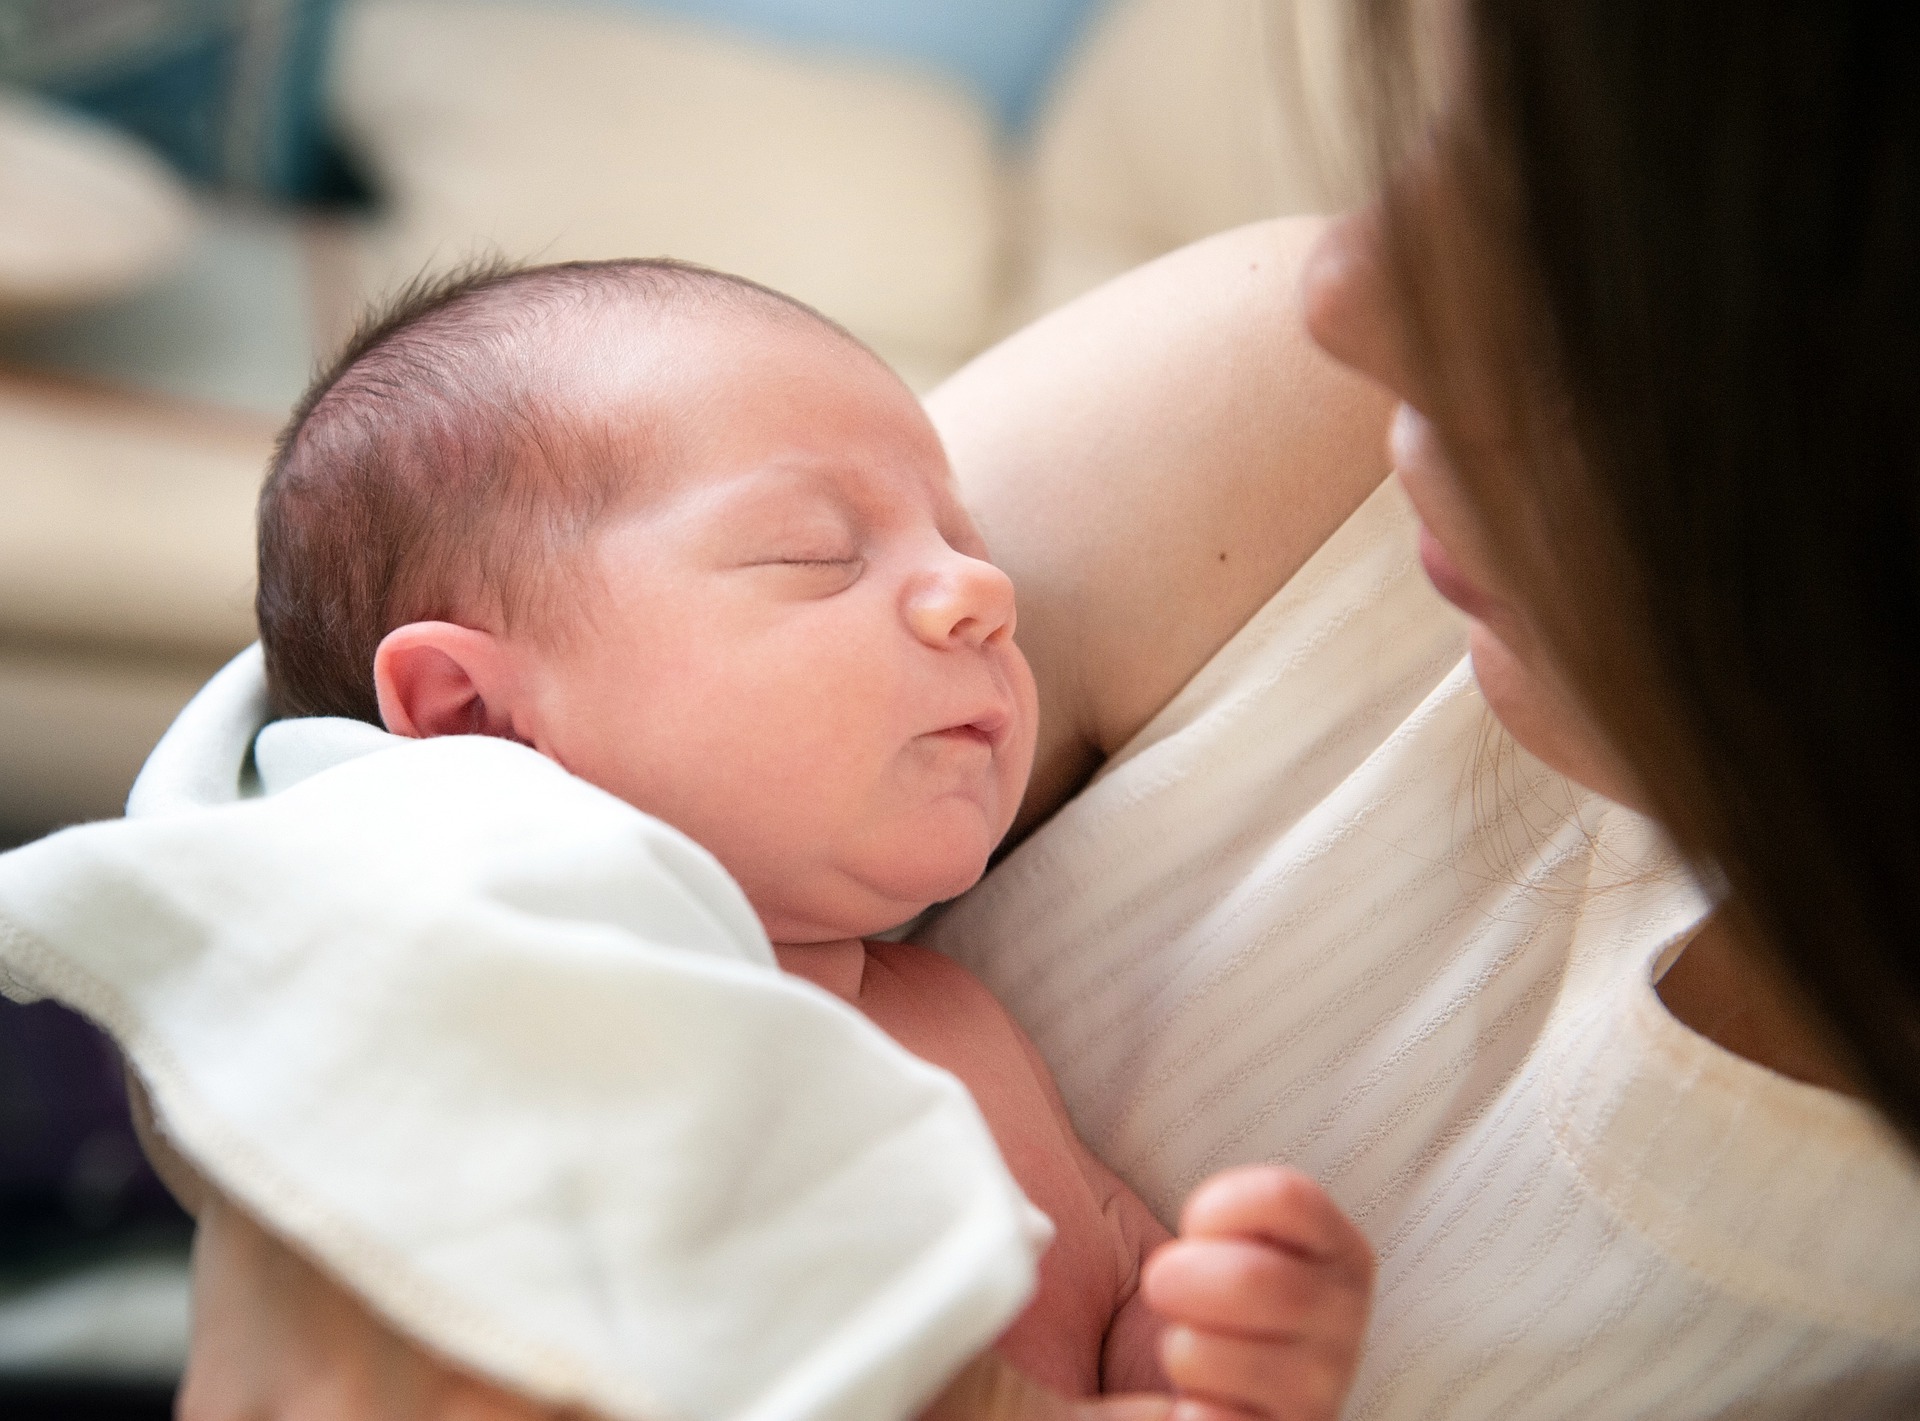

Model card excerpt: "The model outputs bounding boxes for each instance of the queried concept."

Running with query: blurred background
[0,0,1359,1413]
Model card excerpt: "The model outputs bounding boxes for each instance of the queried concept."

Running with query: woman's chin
[1467,624,1643,808]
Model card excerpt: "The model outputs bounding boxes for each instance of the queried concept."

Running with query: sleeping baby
[253,257,1373,1417]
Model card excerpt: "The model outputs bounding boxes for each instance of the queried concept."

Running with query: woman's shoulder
[929,219,1395,839]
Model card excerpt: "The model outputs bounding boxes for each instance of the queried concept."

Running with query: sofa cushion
[0,375,263,655]
[0,204,324,418]
[605,0,1109,130]
[0,90,195,321]
[334,0,1008,388]
[1010,0,1365,323]
[0,649,222,829]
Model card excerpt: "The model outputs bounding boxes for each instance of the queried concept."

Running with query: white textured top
[925,478,1920,1417]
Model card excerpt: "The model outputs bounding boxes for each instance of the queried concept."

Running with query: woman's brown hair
[1358,1,1920,1145]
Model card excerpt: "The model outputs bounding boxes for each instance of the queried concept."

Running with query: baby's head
[258,259,1036,942]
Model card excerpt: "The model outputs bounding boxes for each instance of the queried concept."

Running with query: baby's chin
[874,810,1004,899]
[759,840,994,943]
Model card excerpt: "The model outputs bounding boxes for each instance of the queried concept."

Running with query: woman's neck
[1657,913,1860,1098]
[771,937,868,1003]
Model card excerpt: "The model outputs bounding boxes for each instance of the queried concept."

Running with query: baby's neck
[772,937,868,1003]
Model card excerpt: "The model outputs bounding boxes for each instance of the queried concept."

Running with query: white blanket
[0,647,1049,1421]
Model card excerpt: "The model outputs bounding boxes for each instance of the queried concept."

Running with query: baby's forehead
[550,286,851,384]
[460,284,942,546]
[526,300,869,450]
[544,297,921,456]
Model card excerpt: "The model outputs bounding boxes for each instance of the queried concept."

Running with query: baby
[254,257,1372,1416]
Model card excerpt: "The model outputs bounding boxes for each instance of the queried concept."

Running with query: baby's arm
[1087,1159,1174,1395]
[1141,1166,1375,1421]
[999,1024,1172,1395]
[999,1007,1371,1414]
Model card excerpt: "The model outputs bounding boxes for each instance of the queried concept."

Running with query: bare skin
[367,297,1371,1407]
[1651,915,1860,1097]
[926,219,1394,840]
[1300,192,1860,1099]
[160,208,1849,1418]
[162,222,1384,1421]
[161,1137,1365,1421]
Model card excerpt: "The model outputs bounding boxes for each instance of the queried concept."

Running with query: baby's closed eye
[745,554,864,594]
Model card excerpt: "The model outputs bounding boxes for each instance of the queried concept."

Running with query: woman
[167,0,1920,1415]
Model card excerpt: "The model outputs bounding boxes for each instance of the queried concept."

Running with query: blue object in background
[0,0,1108,195]
[615,0,1111,128]
[0,0,350,203]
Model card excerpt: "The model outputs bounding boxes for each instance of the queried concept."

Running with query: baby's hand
[1140,1166,1374,1421]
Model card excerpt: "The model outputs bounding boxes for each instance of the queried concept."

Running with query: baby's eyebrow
[721,453,949,537]
[730,469,850,513]
[699,470,865,542]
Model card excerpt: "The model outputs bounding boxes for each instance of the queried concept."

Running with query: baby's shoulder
[859,939,1027,1037]
[863,938,994,993]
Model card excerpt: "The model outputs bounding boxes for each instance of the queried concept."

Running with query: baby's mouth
[930,723,996,751]
[927,706,1009,752]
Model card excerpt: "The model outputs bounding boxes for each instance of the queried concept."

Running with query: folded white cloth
[0,646,1049,1421]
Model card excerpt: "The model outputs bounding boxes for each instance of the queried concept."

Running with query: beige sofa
[0,0,1359,837]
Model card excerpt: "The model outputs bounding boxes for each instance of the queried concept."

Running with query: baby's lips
[947,702,1013,749]
[925,719,999,752]
[920,668,1029,757]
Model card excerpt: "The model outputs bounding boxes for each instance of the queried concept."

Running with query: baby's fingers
[1143,1168,1375,1421]
[1142,1238,1366,1341]
[1180,1168,1372,1290]
[1159,1326,1349,1421]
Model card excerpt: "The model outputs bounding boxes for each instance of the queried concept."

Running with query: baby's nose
[906,554,1016,649]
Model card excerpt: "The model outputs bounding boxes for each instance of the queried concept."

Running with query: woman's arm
[928,217,1393,839]
[177,1196,568,1421]
[176,1199,1169,1421]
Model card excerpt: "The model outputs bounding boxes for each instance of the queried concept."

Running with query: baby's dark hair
[257,256,857,724]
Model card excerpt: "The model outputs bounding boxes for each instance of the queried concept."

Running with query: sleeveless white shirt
[923,479,1920,1418]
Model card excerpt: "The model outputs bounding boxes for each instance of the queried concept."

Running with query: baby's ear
[373,622,525,741]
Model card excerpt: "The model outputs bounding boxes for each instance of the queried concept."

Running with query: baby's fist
[1140,1166,1374,1421]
